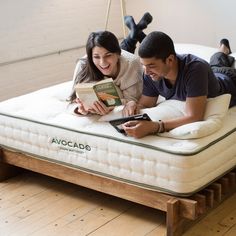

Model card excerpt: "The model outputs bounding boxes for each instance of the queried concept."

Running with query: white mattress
[0,44,236,196]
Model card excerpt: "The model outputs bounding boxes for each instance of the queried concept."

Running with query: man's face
[140,57,171,81]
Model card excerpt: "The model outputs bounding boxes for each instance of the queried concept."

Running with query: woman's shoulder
[121,50,139,61]
[75,55,87,66]
[120,50,141,68]
[117,50,143,85]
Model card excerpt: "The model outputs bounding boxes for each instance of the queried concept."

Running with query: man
[122,31,236,138]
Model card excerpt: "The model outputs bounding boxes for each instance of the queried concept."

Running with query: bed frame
[0,148,235,236]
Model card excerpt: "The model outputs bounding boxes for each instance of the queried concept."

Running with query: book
[75,78,122,109]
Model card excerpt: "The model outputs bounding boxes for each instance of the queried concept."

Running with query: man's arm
[123,95,207,138]
[164,95,207,131]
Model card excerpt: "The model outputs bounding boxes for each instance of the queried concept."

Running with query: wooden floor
[0,171,235,236]
[0,52,236,236]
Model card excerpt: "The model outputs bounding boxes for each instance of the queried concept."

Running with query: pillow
[159,94,231,139]
[159,118,222,139]
[98,98,185,122]
[100,94,231,139]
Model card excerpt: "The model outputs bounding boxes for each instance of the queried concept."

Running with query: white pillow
[141,100,186,121]
[98,99,185,122]
[159,94,231,139]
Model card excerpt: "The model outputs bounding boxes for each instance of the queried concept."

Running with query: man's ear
[166,54,175,64]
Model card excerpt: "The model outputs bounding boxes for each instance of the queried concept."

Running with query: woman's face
[92,46,120,78]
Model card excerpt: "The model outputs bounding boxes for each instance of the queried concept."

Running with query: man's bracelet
[157,120,165,133]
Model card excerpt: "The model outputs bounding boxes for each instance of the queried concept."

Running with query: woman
[69,31,143,115]
[69,13,153,115]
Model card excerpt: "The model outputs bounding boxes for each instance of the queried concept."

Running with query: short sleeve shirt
[143,54,221,101]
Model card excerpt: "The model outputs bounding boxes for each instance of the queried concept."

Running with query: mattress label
[50,137,91,154]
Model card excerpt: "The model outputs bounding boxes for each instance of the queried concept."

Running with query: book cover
[75,78,122,108]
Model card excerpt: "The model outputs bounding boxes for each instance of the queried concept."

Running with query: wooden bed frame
[0,148,235,236]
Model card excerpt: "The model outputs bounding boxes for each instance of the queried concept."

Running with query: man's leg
[210,52,234,68]
[210,39,234,68]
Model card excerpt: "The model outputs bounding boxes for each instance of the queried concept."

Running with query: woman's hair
[69,31,121,102]
[138,31,176,61]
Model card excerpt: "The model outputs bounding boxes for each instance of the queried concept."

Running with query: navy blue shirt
[143,54,236,107]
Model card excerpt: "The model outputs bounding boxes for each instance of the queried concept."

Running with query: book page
[75,88,98,109]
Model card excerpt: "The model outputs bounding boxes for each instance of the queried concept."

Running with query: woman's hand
[122,101,141,117]
[90,101,114,115]
[74,98,90,115]
[74,99,114,116]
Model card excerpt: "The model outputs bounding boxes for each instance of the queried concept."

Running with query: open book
[75,78,122,109]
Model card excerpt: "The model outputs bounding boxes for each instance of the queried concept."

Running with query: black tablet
[109,113,151,134]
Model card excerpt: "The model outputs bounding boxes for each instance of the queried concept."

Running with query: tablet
[109,113,151,134]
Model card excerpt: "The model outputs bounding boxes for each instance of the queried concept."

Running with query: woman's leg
[120,12,152,53]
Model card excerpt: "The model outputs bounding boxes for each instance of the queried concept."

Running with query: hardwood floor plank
[57,198,132,235]
[88,205,165,236]
[2,190,85,235]
[223,224,236,236]
[29,195,130,235]
[144,220,166,236]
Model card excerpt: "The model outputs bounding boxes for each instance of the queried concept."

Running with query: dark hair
[138,31,176,61]
[69,31,121,102]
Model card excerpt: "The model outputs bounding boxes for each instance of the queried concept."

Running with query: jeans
[210,52,236,80]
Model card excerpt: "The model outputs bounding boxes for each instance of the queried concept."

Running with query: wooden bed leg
[0,150,22,181]
[0,162,22,181]
[166,198,184,236]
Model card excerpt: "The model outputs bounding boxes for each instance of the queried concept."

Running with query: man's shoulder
[177,53,208,64]
[177,53,210,72]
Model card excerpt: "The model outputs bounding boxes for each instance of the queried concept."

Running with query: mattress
[0,44,236,196]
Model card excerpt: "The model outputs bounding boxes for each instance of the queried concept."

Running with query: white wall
[1,0,235,65]
[0,0,124,100]
[0,0,124,64]
[0,0,235,100]
[125,0,236,50]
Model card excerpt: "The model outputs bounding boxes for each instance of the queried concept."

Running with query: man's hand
[122,120,158,138]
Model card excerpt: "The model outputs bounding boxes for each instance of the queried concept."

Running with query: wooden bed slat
[218,177,230,195]
[226,172,236,188]
[191,193,206,215]
[201,189,214,208]
[208,183,222,202]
